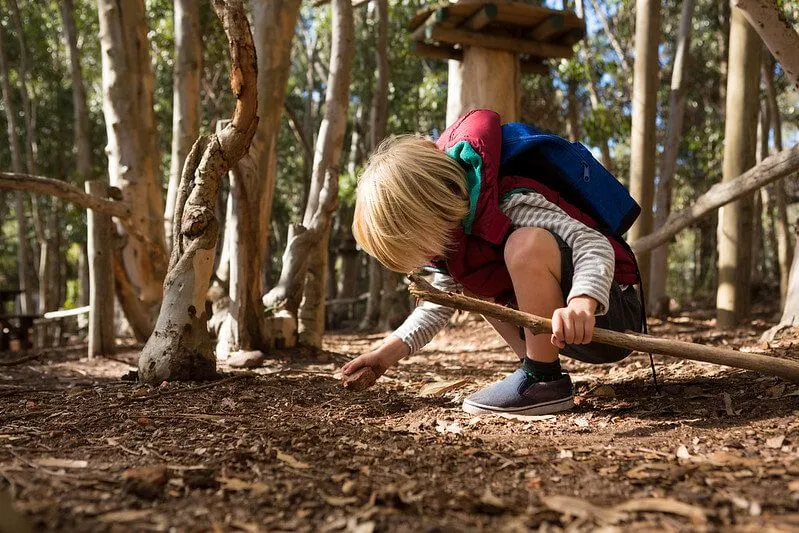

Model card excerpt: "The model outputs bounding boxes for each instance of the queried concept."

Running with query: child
[341,110,642,415]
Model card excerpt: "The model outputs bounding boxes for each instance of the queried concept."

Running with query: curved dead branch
[0,172,130,218]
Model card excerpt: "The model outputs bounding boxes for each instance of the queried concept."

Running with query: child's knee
[504,228,560,274]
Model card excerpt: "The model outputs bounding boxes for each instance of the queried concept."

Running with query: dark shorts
[522,231,643,364]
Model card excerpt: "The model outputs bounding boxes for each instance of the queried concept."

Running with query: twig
[408,274,799,384]
[128,374,254,403]
[0,353,44,367]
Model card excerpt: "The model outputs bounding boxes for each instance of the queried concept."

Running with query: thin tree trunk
[627,0,660,291]
[648,0,695,317]
[165,0,201,252]
[0,23,33,315]
[361,258,383,329]
[61,0,94,311]
[97,0,167,339]
[139,0,258,384]
[565,79,579,142]
[716,9,761,328]
[211,0,301,357]
[296,0,355,347]
[763,54,793,306]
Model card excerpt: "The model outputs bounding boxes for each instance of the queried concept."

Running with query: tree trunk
[361,258,383,329]
[0,23,33,314]
[60,0,93,183]
[165,0,202,253]
[139,0,258,384]
[763,54,793,306]
[296,0,355,347]
[733,0,799,91]
[97,0,168,339]
[86,181,115,356]
[61,0,94,313]
[716,9,761,328]
[627,0,660,292]
[210,0,301,357]
[648,0,695,317]
[565,79,579,142]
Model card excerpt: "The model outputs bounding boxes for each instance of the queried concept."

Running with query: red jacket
[432,110,639,303]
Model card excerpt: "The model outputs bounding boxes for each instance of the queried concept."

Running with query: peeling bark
[138,0,259,384]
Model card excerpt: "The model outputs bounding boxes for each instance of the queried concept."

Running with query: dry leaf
[788,480,799,492]
[349,520,375,533]
[35,458,88,469]
[707,451,760,468]
[321,493,357,506]
[497,413,556,422]
[435,420,462,435]
[766,435,785,449]
[722,393,735,416]
[615,497,707,525]
[277,451,310,469]
[592,385,616,398]
[676,445,691,459]
[419,378,470,397]
[220,477,268,494]
[475,488,506,514]
[97,509,153,523]
[765,383,786,398]
[542,495,625,524]
[574,416,590,428]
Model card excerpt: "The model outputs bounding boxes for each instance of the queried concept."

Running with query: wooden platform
[408,1,585,70]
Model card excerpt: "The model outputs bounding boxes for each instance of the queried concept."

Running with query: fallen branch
[631,144,799,254]
[408,274,799,384]
[0,172,130,218]
[0,353,43,367]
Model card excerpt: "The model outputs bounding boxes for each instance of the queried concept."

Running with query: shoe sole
[462,396,575,416]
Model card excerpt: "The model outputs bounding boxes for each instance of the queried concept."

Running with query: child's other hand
[341,350,394,380]
[550,296,597,349]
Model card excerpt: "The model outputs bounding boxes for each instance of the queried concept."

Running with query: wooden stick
[408,274,799,384]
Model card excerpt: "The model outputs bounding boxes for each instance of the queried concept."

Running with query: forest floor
[2,307,799,532]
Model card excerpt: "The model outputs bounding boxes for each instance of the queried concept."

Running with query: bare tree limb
[631,144,799,254]
[0,172,130,218]
[283,101,313,159]
[734,0,799,90]
[408,274,799,384]
[587,0,632,75]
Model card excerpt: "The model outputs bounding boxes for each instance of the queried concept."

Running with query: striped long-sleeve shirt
[392,191,616,354]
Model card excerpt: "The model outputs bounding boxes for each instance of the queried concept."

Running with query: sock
[522,357,562,382]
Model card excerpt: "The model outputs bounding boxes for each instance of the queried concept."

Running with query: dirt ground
[2,308,799,532]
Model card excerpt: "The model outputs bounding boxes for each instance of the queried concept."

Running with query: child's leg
[503,228,565,362]
[482,316,526,359]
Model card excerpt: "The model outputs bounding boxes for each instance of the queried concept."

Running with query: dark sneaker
[462,369,574,416]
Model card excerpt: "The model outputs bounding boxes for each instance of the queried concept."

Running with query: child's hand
[551,296,598,349]
[341,350,394,381]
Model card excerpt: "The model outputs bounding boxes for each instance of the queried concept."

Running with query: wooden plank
[86,180,115,357]
[423,25,575,59]
[526,14,565,41]
[411,41,463,61]
[411,9,451,42]
[43,306,90,319]
[460,4,498,31]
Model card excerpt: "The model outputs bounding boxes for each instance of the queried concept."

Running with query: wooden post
[85,180,115,356]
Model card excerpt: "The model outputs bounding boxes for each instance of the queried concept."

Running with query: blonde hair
[353,135,469,273]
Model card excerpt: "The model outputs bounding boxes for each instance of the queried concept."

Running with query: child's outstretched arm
[342,272,459,381]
